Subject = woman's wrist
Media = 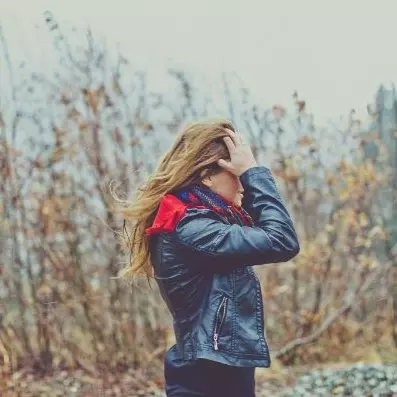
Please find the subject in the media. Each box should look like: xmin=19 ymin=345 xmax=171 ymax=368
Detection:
xmin=236 ymin=162 xmax=258 ymax=177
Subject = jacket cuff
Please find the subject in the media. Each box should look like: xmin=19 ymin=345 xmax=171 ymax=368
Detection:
xmin=239 ymin=166 xmax=272 ymax=183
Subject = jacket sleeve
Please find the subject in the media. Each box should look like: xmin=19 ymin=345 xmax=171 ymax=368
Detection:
xmin=175 ymin=166 xmax=300 ymax=266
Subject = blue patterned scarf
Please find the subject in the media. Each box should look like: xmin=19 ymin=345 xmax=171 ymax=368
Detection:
xmin=173 ymin=183 xmax=254 ymax=226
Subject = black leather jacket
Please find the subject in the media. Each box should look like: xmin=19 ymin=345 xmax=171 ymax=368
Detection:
xmin=149 ymin=166 xmax=300 ymax=367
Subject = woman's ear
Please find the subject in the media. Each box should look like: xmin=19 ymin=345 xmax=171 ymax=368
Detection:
xmin=201 ymin=178 xmax=211 ymax=187
xmin=200 ymin=169 xmax=212 ymax=187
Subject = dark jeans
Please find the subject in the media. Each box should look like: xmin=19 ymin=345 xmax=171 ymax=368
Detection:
xmin=164 ymin=346 xmax=256 ymax=397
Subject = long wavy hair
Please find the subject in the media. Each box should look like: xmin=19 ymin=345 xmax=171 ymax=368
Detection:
xmin=111 ymin=118 xmax=237 ymax=282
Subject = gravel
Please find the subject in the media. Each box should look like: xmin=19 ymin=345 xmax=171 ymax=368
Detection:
xmin=284 ymin=363 xmax=397 ymax=397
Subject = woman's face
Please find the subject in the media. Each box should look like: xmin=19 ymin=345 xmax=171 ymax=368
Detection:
xmin=202 ymin=169 xmax=244 ymax=206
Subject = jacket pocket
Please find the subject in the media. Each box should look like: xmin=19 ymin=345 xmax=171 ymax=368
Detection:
xmin=213 ymin=295 xmax=229 ymax=351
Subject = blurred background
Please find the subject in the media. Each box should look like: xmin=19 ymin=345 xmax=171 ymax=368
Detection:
xmin=0 ymin=1 xmax=396 ymax=396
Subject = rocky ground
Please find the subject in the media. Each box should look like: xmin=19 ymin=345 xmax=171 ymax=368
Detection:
xmin=255 ymin=363 xmax=397 ymax=397
xmin=283 ymin=363 xmax=397 ymax=397
xmin=1 ymin=363 xmax=397 ymax=396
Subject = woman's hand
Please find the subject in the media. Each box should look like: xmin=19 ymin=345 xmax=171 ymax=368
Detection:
xmin=217 ymin=129 xmax=258 ymax=176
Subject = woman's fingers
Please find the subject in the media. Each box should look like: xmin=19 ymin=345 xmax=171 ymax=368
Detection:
xmin=217 ymin=158 xmax=231 ymax=170
xmin=222 ymin=136 xmax=236 ymax=154
xmin=224 ymin=129 xmax=247 ymax=147
xmin=218 ymin=128 xmax=257 ymax=176
xmin=218 ymin=130 xmax=241 ymax=171
xmin=224 ymin=128 xmax=235 ymax=135
xmin=224 ymin=129 xmax=239 ymax=144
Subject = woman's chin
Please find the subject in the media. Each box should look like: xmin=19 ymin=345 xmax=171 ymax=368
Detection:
xmin=234 ymin=198 xmax=243 ymax=207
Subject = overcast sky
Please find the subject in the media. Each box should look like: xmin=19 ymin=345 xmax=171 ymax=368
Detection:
xmin=1 ymin=0 xmax=396 ymax=122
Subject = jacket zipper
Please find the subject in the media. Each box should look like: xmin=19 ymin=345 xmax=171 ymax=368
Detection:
xmin=213 ymin=296 xmax=228 ymax=351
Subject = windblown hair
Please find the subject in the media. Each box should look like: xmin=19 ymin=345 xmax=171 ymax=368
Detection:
xmin=111 ymin=118 xmax=236 ymax=282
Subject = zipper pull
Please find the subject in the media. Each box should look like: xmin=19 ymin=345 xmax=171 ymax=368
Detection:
xmin=213 ymin=333 xmax=219 ymax=350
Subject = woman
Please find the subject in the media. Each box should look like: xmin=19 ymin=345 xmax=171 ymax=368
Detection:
xmin=117 ymin=119 xmax=300 ymax=397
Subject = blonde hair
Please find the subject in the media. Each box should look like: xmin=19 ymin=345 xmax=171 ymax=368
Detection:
xmin=111 ymin=118 xmax=236 ymax=282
